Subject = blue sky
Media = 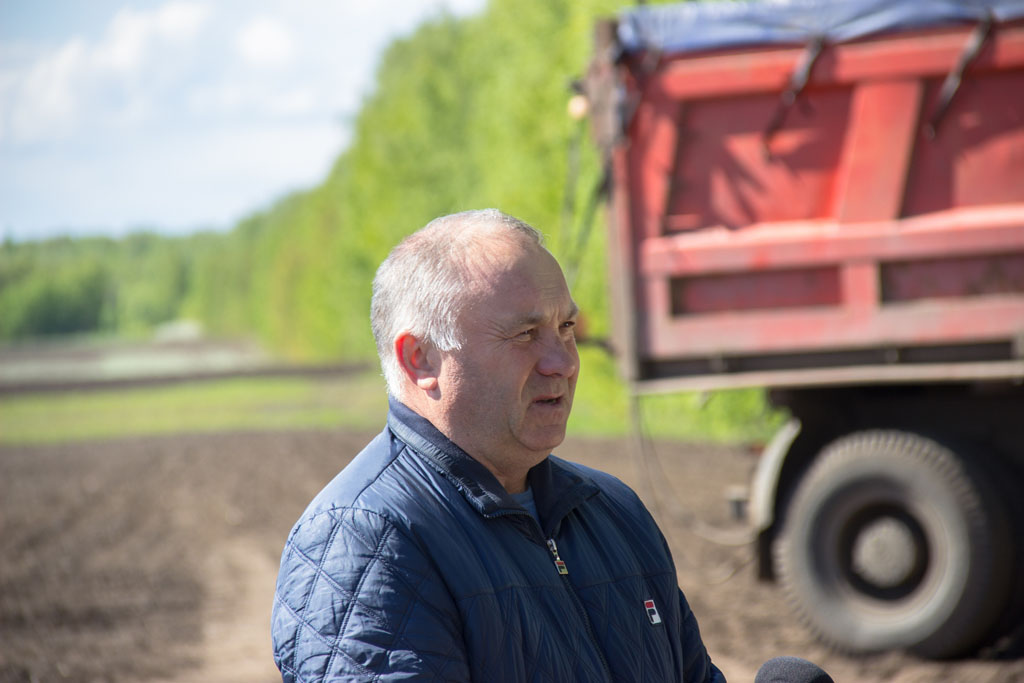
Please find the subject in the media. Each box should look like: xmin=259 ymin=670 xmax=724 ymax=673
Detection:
xmin=0 ymin=0 xmax=485 ymax=241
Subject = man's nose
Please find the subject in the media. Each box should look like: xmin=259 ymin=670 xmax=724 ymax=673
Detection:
xmin=537 ymin=333 xmax=578 ymax=378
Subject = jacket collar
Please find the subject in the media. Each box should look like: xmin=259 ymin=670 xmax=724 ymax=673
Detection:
xmin=386 ymin=397 xmax=599 ymax=536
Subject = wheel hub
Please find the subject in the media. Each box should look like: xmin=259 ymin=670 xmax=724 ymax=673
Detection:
xmin=850 ymin=515 xmax=919 ymax=589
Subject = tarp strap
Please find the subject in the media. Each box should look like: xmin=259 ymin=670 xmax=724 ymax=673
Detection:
xmin=924 ymin=11 xmax=994 ymax=139
xmin=762 ymin=35 xmax=826 ymax=159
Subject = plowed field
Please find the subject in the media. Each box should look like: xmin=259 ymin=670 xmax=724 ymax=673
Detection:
xmin=2 ymin=430 xmax=1022 ymax=682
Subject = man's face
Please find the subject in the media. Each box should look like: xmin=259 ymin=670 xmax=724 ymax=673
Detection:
xmin=435 ymin=240 xmax=580 ymax=477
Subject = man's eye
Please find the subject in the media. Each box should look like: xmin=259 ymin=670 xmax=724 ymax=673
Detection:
xmin=514 ymin=329 xmax=534 ymax=340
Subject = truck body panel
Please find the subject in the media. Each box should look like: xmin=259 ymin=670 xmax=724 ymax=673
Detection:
xmin=601 ymin=7 xmax=1024 ymax=391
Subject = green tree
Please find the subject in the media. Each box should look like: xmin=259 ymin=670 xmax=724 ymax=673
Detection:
xmin=0 ymin=250 xmax=111 ymax=338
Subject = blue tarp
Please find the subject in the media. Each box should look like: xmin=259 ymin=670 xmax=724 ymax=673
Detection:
xmin=618 ymin=0 xmax=1024 ymax=54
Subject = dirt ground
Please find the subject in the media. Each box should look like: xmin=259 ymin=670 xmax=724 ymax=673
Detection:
xmin=2 ymin=428 xmax=1023 ymax=682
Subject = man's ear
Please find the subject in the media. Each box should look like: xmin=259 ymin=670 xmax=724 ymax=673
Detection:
xmin=395 ymin=332 xmax=440 ymax=393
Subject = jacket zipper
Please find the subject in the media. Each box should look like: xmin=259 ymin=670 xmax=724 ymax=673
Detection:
xmin=546 ymin=538 xmax=614 ymax=682
xmin=488 ymin=510 xmax=614 ymax=681
xmin=546 ymin=538 xmax=569 ymax=574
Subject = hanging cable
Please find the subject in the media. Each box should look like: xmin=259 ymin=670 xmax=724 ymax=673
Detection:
xmin=558 ymin=80 xmax=587 ymax=261
xmin=563 ymin=162 xmax=611 ymax=292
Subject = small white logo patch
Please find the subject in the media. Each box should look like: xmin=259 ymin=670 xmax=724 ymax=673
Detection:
xmin=644 ymin=599 xmax=662 ymax=625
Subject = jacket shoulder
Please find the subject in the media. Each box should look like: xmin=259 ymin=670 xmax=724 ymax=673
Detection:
xmin=300 ymin=428 xmax=397 ymax=518
xmin=273 ymin=502 xmax=468 ymax=681
xmin=550 ymin=456 xmax=645 ymax=508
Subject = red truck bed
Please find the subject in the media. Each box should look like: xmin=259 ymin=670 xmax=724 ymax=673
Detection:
xmin=598 ymin=6 xmax=1024 ymax=390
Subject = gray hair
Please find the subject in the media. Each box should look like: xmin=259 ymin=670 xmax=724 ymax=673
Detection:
xmin=370 ymin=209 xmax=544 ymax=398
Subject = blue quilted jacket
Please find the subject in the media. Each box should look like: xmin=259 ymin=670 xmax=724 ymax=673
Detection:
xmin=272 ymin=399 xmax=725 ymax=682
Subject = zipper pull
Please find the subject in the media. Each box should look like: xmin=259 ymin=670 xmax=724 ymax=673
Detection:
xmin=547 ymin=538 xmax=568 ymax=575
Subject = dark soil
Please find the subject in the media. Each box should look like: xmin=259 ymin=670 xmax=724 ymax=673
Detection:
xmin=2 ymin=429 xmax=1022 ymax=682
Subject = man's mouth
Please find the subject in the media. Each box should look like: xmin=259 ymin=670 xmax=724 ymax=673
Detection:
xmin=534 ymin=395 xmax=562 ymax=406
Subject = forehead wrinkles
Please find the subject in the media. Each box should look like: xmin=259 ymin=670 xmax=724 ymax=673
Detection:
xmin=462 ymin=244 xmax=574 ymax=328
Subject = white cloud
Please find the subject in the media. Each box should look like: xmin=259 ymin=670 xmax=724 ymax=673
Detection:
xmin=8 ymin=38 xmax=87 ymax=141
xmin=155 ymin=2 xmax=211 ymax=41
xmin=235 ymin=16 xmax=294 ymax=67
xmin=94 ymin=9 xmax=150 ymax=71
xmin=94 ymin=2 xmax=210 ymax=71
xmin=2 ymin=1 xmax=211 ymax=143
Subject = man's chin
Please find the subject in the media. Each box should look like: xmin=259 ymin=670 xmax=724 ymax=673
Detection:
xmin=522 ymin=426 xmax=568 ymax=456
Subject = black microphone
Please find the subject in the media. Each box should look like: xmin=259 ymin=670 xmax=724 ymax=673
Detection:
xmin=754 ymin=656 xmax=834 ymax=683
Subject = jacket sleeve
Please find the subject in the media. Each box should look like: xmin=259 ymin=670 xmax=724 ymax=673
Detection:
xmin=678 ymin=588 xmax=727 ymax=683
xmin=272 ymin=507 xmax=470 ymax=682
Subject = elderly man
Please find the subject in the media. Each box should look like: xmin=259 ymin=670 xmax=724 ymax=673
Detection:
xmin=272 ymin=210 xmax=725 ymax=682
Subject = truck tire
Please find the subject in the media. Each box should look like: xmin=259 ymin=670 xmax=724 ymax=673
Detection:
xmin=775 ymin=430 xmax=1012 ymax=658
